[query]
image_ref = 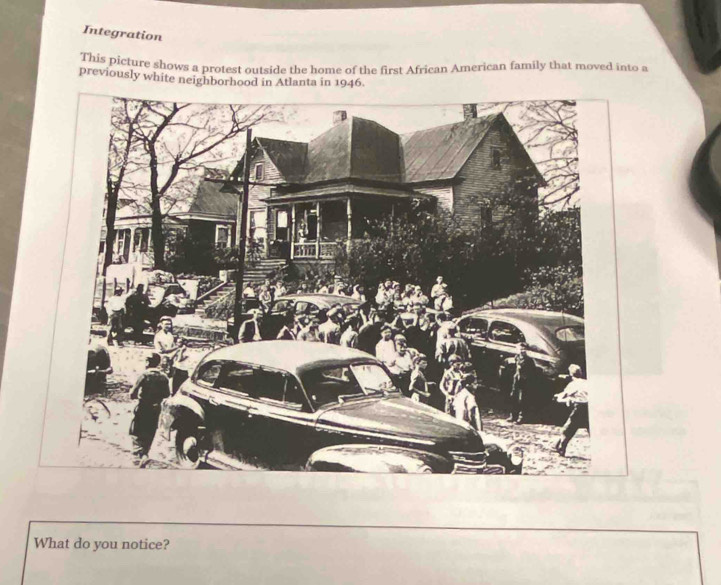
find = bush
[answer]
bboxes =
[337,205,582,313]
[484,264,584,316]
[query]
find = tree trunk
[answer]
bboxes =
[103,189,117,275]
[150,193,166,271]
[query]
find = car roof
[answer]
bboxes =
[279,294,361,308]
[203,340,375,373]
[461,308,584,329]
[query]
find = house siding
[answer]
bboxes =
[453,120,539,231]
[414,184,454,213]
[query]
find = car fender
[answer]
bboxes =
[158,392,206,440]
[306,444,454,474]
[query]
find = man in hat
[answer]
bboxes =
[508,342,537,424]
[238,308,263,343]
[318,305,343,344]
[129,353,170,468]
[105,287,126,346]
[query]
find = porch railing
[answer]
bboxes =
[292,241,341,259]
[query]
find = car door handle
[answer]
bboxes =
[209,397,220,406]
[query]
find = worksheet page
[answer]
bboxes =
[1,1,719,583]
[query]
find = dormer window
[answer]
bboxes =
[491,147,502,169]
[254,163,264,181]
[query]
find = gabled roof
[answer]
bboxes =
[187,179,238,217]
[400,115,498,182]
[256,137,307,182]
[241,112,542,189]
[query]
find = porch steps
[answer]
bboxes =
[195,282,235,317]
[194,259,288,318]
[243,258,288,284]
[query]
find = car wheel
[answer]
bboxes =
[175,425,203,469]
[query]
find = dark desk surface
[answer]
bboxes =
[1,0,719,376]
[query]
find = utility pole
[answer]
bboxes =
[232,128,252,342]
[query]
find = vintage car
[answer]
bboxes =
[456,308,585,415]
[160,341,523,474]
[227,293,363,339]
[146,282,194,315]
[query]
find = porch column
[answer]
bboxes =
[129,227,137,263]
[346,197,352,254]
[315,200,321,259]
[290,203,296,259]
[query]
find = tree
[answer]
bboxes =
[104,99,147,274]
[477,100,579,209]
[110,100,279,270]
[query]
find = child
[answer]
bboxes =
[454,372,483,432]
[409,354,432,404]
[439,354,464,415]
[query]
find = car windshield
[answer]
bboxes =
[300,362,396,408]
[555,325,585,342]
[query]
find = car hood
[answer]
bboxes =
[316,395,482,452]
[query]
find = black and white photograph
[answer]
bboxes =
[79,99,589,475]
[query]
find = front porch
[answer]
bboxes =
[266,189,415,261]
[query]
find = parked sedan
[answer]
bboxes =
[456,309,586,414]
[159,341,522,474]
[227,293,362,339]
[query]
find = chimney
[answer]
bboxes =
[462,104,477,120]
[333,110,348,125]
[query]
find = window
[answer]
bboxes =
[216,225,230,248]
[217,363,255,395]
[300,363,391,408]
[491,147,502,169]
[195,361,222,387]
[555,326,585,342]
[294,301,318,315]
[252,211,266,228]
[133,228,149,253]
[459,317,488,338]
[253,369,287,402]
[273,300,293,314]
[488,321,525,345]
[275,210,289,241]
[254,163,264,180]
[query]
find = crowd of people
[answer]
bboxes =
[235,273,588,451]
[90,273,588,467]
[235,274,483,431]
